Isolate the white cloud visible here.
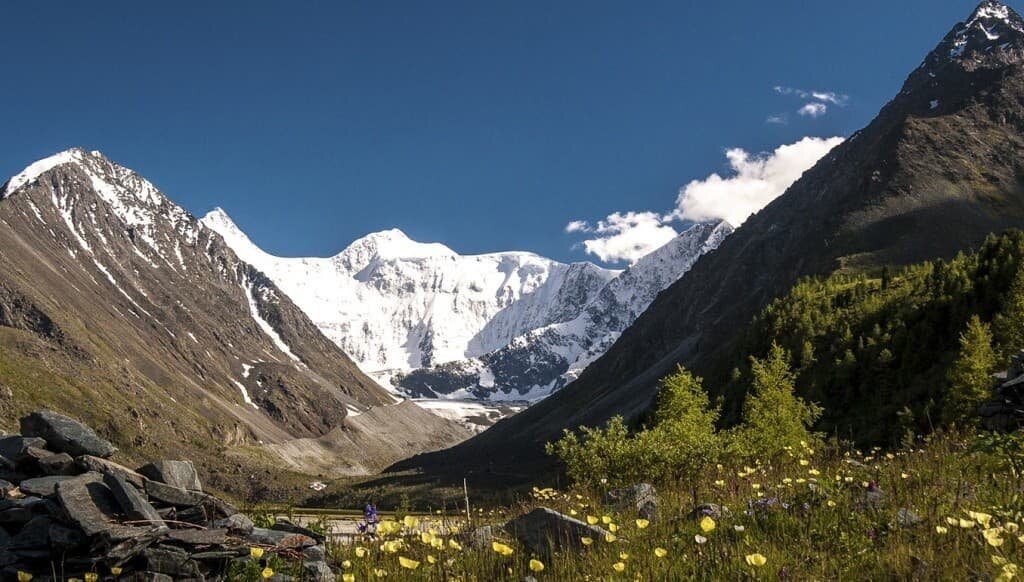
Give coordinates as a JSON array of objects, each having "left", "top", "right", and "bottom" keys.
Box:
[
  {"left": 567, "top": 136, "right": 844, "bottom": 264},
  {"left": 766, "top": 114, "right": 788, "bottom": 125},
  {"left": 569, "top": 212, "right": 678, "bottom": 265},
  {"left": 673, "top": 136, "right": 844, "bottom": 226},
  {"left": 774, "top": 86, "right": 849, "bottom": 106},
  {"left": 798, "top": 102, "right": 827, "bottom": 118}
]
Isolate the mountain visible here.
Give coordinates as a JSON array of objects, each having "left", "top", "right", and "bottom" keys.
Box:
[
  {"left": 202, "top": 210, "right": 731, "bottom": 407},
  {"left": 394, "top": 1, "right": 1024, "bottom": 480},
  {"left": 0, "top": 148, "right": 469, "bottom": 493}
]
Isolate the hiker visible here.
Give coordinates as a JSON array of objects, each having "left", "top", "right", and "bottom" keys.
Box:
[{"left": 360, "top": 500, "right": 379, "bottom": 537}]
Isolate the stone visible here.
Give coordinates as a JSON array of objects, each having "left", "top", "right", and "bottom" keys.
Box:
[
  {"left": 8, "top": 516, "right": 51, "bottom": 550},
  {"left": 303, "top": 559, "right": 334, "bottom": 581},
  {"left": 214, "top": 512, "right": 254, "bottom": 535},
  {"left": 76, "top": 455, "right": 146, "bottom": 488},
  {"left": 504, "top": 507, "right": 613, "bottom": 555},
  {"left": 898, "top": 507, "right": 924, "bottom": 527},
  {"left": 144, "top": 479, "right": 206, "bottom": 507},
  {"left": 104, "top": 472, "right": 164, "bottom": 526},
  {"left": 461, "top": 525, "right": 496, "bottom": 549},
  {"left": 0, "top": 506, "right": 32, "bottom": 525},
  {"left": 247, "top": 527, "right": 317, "bottom": 549},
  {"left": 191, "top": 548, "right": 249, "bottom": 560},
  {"left": 20, "top": 409, "right": 117, "bottom": 458},
  {"left": 120, "top": 573, "right": 174, "bottom": 582},
  {"left": 139, "top": 546, "right": 203, "bottom": 578},
  {"left": 38, "top": 452, "right": 77, "bottom": 476},
  {"left": 55, "top": 472, "right": 129, "bottom": 537},
  {"left": 18, "top": 475, "right": 75, "bottom": 497},
  {"left": 165, "top": 528, "right": 228, "bottom": 545},
  {"left": 0, "top": 436, "right": 47, "bottom": 462},
  {"left": 0, "top": 479, "right": 12, "bottom": 497},
  {"left": 689, "top": 503, "right": 730, "bottom": 520},
  {"left": 0, "top": 454, "right": 13, "bottom": 471},
  {"left": 302, "top": 545, "right": 326, "bottom": 561},
  {"left": 272, "top": 518, "right": 326, "bottom": 543},
  {"left": 50, "top": 523, "right": 87, "bottom": 551},
  {"left": 138, "top": 460, "right": 202, "bottom": 491},
  {"left": 603, "top": 483, "right": 659, "bottom": 521}
]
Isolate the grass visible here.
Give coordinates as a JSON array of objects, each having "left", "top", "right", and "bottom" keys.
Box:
[{"left": 270, "top": 430, "right": 1024, "bottom": 581}]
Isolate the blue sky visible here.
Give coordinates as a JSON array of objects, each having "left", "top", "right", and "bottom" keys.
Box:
[{"left": 0, "top": 1, "right": 999, "bottom": 265}]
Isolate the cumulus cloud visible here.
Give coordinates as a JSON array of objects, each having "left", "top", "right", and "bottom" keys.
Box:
[
  {"left": 673, "top": 136, "right": 844, "bottom": 226},
  {"left": 798, "top": 102, "right": 828, "bottom": 118},
  {"left": 566, "top": 136, "right": 844, "bottom": 264},
  {"left": 774, "top": 86, "right": 849, "bottom": 106},
  {"left": 569, "top": 212, "right": 678, "bottom": 265}
]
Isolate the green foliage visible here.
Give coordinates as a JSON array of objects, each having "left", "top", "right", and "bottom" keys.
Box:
[
  {"left": 546, "top": 368, "right": 720, "bottom": 488},
  {"left": 723, "top": 230, "right": 1024, "bottom": 444},
  {"left": 727, "top": 343, "right": 822, "bottom": 461},
  {"left": 944, "top": 315, "right": 997, "bottom": 426}
]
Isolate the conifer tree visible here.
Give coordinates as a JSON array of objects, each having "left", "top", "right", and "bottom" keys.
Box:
[{"left": 945, "top": 315, "right": 997, "bottom": 426}]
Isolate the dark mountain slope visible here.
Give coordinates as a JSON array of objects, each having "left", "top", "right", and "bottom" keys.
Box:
[{"left": 395, "top": 1, "right": 1024, "bottom": 481}]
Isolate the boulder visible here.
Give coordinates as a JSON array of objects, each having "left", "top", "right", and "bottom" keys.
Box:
[
  {"left": 603, "top": 483, "right": 659, "bottom": 521},
  {"left": 0, "top": 436, "right": 47, "bottom": 462},
  {"left": 18, "top": 475, "right": 75, "bottom": 497},
  {"left": 247, "top": 527, "right": 317, "bottom": 549},
  {"left": 38, "top": 452, "right": 77, "bottom": 476},
  {"left": 303, "top": 559, "right": 334, "bottom": 582},
  {"left": 138, "top": 460, "right": 202, "bottom": 491},
  {"left": 144, "top": 479, "right": 206, "bottom": 507},
  {"left": 76, "top": 455, "right": 146, "bottom": 488},
  {"left": 55, "top": 472, "right": 134, "bottom": 538},
  {"left": 504, "top": 507, "right": 613, "bottom": 555},
  {"left": 139, "top": 546, "right": 203, "bottom": 578},
  {"left": 104, "top": 473, "right": 164, "bottom": 526},
  {"left": 689, "top": 503, "right": 730, "bottom": 520},
  {"left": 214, "top": 512, "right": 254, "bottom": 535},
  {"left": 20, "top": 410, "right": 117, "bottom": 458}
]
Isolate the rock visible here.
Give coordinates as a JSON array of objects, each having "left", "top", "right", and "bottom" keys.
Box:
[
  {"left": 104, "top": 473, "right": 164, "bottom": 526},
  {"left": 303, "top": 545, "right": 326, "bottom": 561},
  {"left": 165, "top": 528, "right": 228, "bottom": 545},
  {"left": 0, "top": 454, "right": 13, "bottom": 471},
  {"left": 7, "top": 515, "right": 51, "bottom": 549},
  {"left": 38, "top": 452, "right": 77, "bottom": 476},
  {"left": 120, "top": 573, "right": 174, "bottom": 582},
  {"left": 76, "top": 455, "right": 146, "bottom": 488},
  {"left": 504, "top": 507, "right": 613, "bottom": 555},
  {"left": 272, "top": 518, "right": 326, "bottom": 543},
  {"left": 50, "top": 522, "right": 87, "bottom": 551},
  {"left": 461, "top": 525, "right": 496, "bottom": 549},
  {"left": 191, "top": 548, "right": 249, "bottom": 560},
  {"left": 0, "top": 436, "right": 47, "bottom": 462},
  {"left": 303, "top": 559, "right": 334, "bottom": 582},
  {"left": 214, "top": 512, "right": 254, "bottom": 535},
  {"left": 897, "top": 507, "right": 924, "bottom": 527},
  {"left": 55, "top": 472, "right": 136, "bottom": 538},
  {"left": 247, "top": 527, "right": 317, "bottom": 549},
  {"left": 19, "top": 475, "right": 75, "bottom": 497},
  {"left": 0, "top": 506, "right": 33, "bottom": 525},
  {"left": 139, "top": 547, "right": 203, "bottom": 579},
  {"left": 0, "top": 479, "right": 13, "bottom": 498},
  {"left": 138, "top": 460, "right": 202, "bottom": 491},
  {"left": 690, "top": 503, "right": 730, "bottom": 520},
  {"left": 144, "top": 479, "right": 206, "bottom": 507},
  {"left": 603, "top": 483, "right": 659, "bottom": 521},
  {"left": 20, "top": 409, "right": 117, "bottom": 458}
]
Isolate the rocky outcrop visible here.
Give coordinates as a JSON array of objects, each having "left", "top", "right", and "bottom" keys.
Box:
[{"left": 0, "top": 410, "right": 334, "bottom": 581}]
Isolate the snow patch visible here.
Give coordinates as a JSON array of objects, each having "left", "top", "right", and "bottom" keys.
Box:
[
  {"left": 242, "top": 277, "right": 302, "bottom": 363},
  {"left": 232, "top": 379, "right": 258, "bottom": 409}
]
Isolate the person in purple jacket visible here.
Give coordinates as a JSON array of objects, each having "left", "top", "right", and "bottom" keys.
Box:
[{"left": 360, "top": 500, "right": 379, "bottom": 537}]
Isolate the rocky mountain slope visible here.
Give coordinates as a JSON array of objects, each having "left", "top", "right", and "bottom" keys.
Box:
[
  {"left": 203, "top": 210, "right": 730, "bottom": 403},
  {"left": 0, "top": 149, "right": 468, "bottom": 489},
  {"left": 395, "top": 0, "right": 1024, "bottom": 480}
]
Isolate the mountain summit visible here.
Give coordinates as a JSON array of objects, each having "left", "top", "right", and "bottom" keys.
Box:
[{"left": 395, "top": 0, "right": 1024, "bottom": 480}]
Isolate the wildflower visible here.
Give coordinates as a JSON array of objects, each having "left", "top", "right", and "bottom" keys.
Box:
[
  {"left": 935, "top": 526, "right": 948, "bottom": 534},
  {"left": 602, "top": 515, "right": 612, "bottom": 524},
  {"left": 85, "top": 575, "right": 98, "bottom": 582},
  {"left": 605, "top": 533, "right": 617, "bottom": 543},
  {"left": 998, "top": 563, "right": 1020, "bottom": 582},
  {"left": 399, "top": 557, "right": 420, "bottom": 570},
  {"left": 734, "top": 525, "right": 745, "bottom": 532},
  {"left": 694, "top": 534, "right": 708, "bottom": 544},
  {"left": 261, "top": 567, "right": 274, "bottom": 579},
  {"left": 427, "top": 555, "right": 437, "bottom": 564},
  {"left": 714, "top": 479, "right": 726, "bottom": 487},
  {"left": 342, "top": 560, "right": 352, "bottom": 569},
  {"left": 654, "top": 547, "right": 668, "bottom": 558},
  {"left": 827, "top": 500, "right": 837, "bottom": 508},
  {"left": 609, "top": 523, "right": 619, "bottom": 532},
  {"left": 384, "top": 540, "right": 403, "bottom": 554},
  {"left": 374, "top": 569, "right": 388, "bottom": 578},
  {"left": 110, "top": 568, "right": 122, "bottom": 576},
  {"left": 17, "top": 574, "right": 32, "bottom": 582},
  {"left": 699, "top": 516, "right": 716, "bottom": 532},
  {"left": 612, "top": 562, "right": 626, "bottom": 572},
  {"left": 529, "top": 559, "right": 545, "bottom": 572},
  {"left": 808, "top": 469, "right": 821, "bottom": 476},
  {"left": 492, "top": 541, "right": 514, "bottom": 556},
  {"left": 420, "top": 531, "right": 434, "bottom": 545},
  {"left": 968, "top": 511, "right": 994, "bottom": 528},
  {"left": 745, "top": 553, "right": 768, "bottom": 567},
  {"left": 782, "top": 478, "right": 793, "bottom": 485},
  {"left": 636, "top": 518, "right": 650, "bottom": 529},
  {"left": 581, "top": 536, "right": 593, "bottom": 546},
  {"left": 343, "top": 575, "right": 355, "bottom": 582},
  {"left": 1006, "top": 522, "right": 1020, "bottom": 534},
  {"left": 448, "top": 539, "right": 462, "bottom": 551},
  {"left": 250, "top": 547, "right": 265, "bottom": 560},
  {"left": 983, "top": 528, "right": 1005, "bottom": 547},
  {"left": 799, "top": 459, "right": 809, "bottom": 466},
  {"left": 356, "top": 546, "right": 369, "bottom": 558},
  {"left": 752, "top": 483, "right": 761, "bottom": 490},
  {"left": 403, "top": 515, "right": 419, "bottom": 529},
  {"left": 570, "top": 509, "right": 578, "bottom": 516},
  {"left": 587, "top": 515, "right": 599, "bottom": 525},
  {"left": 901, "top": 472, "right": 910, "bottom": 479}
]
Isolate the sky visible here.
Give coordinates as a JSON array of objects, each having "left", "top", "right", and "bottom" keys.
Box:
[{"left": 0, "top": 1, "right": 1003, "bottom": 266}]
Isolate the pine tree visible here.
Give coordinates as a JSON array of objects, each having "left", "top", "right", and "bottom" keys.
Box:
[
  {"left": 945, "top": 315, "right": 997, "bottom": 426},
  {"left": 729, "top": 343, "right": 822, "bottom": 460},
  {"left": 994, "top": 266, "right": 1024, "bottom": 359}
]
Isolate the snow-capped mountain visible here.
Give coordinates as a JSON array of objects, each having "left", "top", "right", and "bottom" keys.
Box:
[
  {"left": 203, "top": 209, "right": 731, "bottom": 402},
  {"left": 0, "top": 148, "right": 469, "bottom": 483}
]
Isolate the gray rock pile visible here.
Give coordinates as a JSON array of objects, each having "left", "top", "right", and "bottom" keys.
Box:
[{"left": 0, "top": 410, "right": 334, "bottom": 581}]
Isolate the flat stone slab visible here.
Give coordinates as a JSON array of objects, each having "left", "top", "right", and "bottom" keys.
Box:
[
  {"left": 55, "top": 472, "right": 131, "bottom": 538},
  {"left": 247, "top": 527, "right": 317, "bottom": 549},
  {"left": 19, "top": 475, "right": 76, "bottom": 497},
  {"left": 138, "top": 460, "right": 202, "bottom": 491},
  {"left": 144, "top": 480, "right": 206, "bottom": 507},
  {"left": 76, "top": 455, "right": 146, "bottom": 488},
  {"left": 0, "top": 436, "right": 47, "bottom": 462},
  {"left": 38, "top": 452, "right": 77, "bottom": 476},
  {"left": 104, "top": 473, "right": 164, "bottom": 525},
  {"left": 165, "top": 528, "right": 228, "bottom": 546},
  {"left": 20, "top": 409, "right": 117, "bottom": 458}
]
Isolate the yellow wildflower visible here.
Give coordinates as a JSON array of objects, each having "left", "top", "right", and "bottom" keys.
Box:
[
  {"left": 699, "top": 516, "right": 716, "bottom": 532},
  {"left": 17, "top": 574, "right": 32, "bottom": 582},
  {"left": 654, "top": 547, "right": 668, "bottom": 558},
  {"left": 605, "top": 532, "right": 617, "bottom": 543},
  {"left": 581, "top": 536, "right": 593, "bottom": 546},
  {"left": 587, "top": 515, "right": 599, "bottom": 525},
  {"left": 85, "top": 575, "right": 98, "bottom": 582},
  {"left": 403, "top": 515, "right": 419, "bottom": 529},
  {"left": 602, "top": 515, "right": 612, "bottom": 524},
  {"left": 398, "top": 557, "right": 420, "bottom": 570},
  {"left": 110, "top": 568, "right": 123, "bottom": 577},
  {"left": 983, "top": 528, "right": 1005, "bottom": 547},
  {"left": 250, "top": 547, "right": 265, "bottom": 560},
  {"left": 343, "top": 575, "right": 355, "bottom": 582},
  {"left": 492, "top": 541, "right": 514, "bottom": 556},
  {"left": 355, "top": 546, "right": 369, "bottom": 558},
  {"left": 342, "top": 560, "right": 352, "bottom": 569},
  {"left": 529, "top": 559, "right": 545, "bottom": 572},
  {"left": 609, "top": 523, "right": 619, "bottom": 532},
  {"left": 935, "top": 526, "right": 948, "bottom": 535},
  {"left": 448, "top": 539, "right": 463, "bottom": 551},
  {"left": 261, "top": 568, "right": 274, "bottom": 579},
  {"left": 427, "top": 555, "right": 437, "bottom": 564},
  {"left": 619, "top": 552, "right": 629, "bottom": 560},
  {"left": 635, "top": 518, "right": 650, "bottom": 529},
  {"left": 612, "top": 562, "right": 626, "bottom": 572},
  {"left": 745, "top": 553, "right": 768, "bottom": 567}
]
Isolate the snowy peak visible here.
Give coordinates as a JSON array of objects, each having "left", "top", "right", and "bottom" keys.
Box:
[
  {"left": 336, "top": 228, "right": 457, "bottom": 273},
  {"left": 925, "top": 1, "right": 1024, "bottom": 69}
]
